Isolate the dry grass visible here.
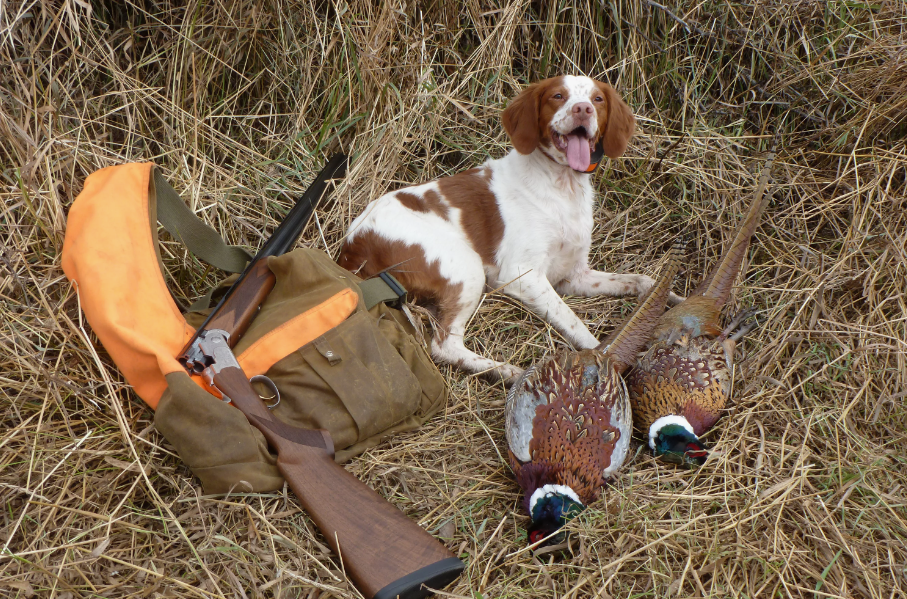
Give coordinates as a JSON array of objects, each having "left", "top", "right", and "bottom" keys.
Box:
[{"left": 2, "top": 1, "right": 906, "bottom": 597}]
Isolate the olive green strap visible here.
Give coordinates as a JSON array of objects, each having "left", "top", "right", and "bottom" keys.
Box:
[
  {"left": 359, "top": 273, "right": 407, "bottom": 311},
  {"left": 153, "top": 168, "right": 253, "bottom": 273},
  {"left": 187, "top": 288, "right": 217, "bottom": 313},
  {"left": 153, "top": 167, "right": 405, "bottom": 311}
]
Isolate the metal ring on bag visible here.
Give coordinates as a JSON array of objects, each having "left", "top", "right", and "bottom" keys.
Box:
[{"left": 249, "top": 375, "right": 280, "bottom": 409}]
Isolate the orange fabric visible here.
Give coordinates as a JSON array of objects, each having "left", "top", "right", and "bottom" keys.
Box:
[
  {"left": 62, "top": 163, "right": 194, "bottom": 408},
  {"left": 238, "top": 288, "right": 358, "bottom": 377},
  {"left": 62, "top": 163, "right": 358, "bottom": 410}
]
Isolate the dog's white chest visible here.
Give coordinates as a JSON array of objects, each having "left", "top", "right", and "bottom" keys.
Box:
[
  {"left": 491, "top": 160, "right": 595, "bottom": 283},
  {"left": 539, "top": 182, "right": 594, "bottom": 280}
]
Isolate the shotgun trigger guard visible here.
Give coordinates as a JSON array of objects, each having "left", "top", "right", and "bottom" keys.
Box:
[{"left": 250, "top": 375, "right": 280, "bottom": 409}]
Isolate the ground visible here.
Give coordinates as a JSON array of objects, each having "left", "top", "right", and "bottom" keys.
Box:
[{"left": 1, "top": 1, "right": 905, "bottom": 598}]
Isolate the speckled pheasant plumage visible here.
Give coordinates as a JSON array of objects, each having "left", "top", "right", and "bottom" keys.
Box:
[
  {"left": 508, "top": 349, "right": 631, "bottom": 506},
  {"left": 505, "top": 239, "right": 684, "bottom": 545},
  {"left": 627, "top": 155, "right": 774, "bottom": 467}
]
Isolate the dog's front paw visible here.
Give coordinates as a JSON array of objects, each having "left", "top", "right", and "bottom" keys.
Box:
[
  {"left": 498, "top": 364, "right": 525, "bottom": 387},
  {"left": 635, "top": 275, "right": 685, "bottom": 304},
  {"left": 634, "top": 274, "right": 657, "bottom": 296},
  {"left": 478, "top": 363, "right": 524, "bottom": 386}
]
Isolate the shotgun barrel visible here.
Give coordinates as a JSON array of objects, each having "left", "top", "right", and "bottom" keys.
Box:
[{"left": 260, "top": 153, "right": 348, "bottom": 258}]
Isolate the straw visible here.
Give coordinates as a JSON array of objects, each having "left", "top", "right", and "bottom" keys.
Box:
[{"left": 2, "top": 1, "right": 905, "bottom": 597}]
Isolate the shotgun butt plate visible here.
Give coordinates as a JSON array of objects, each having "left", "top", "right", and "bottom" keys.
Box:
[{"left": 372, "top": 556, "right": 464, "bottom": 599}]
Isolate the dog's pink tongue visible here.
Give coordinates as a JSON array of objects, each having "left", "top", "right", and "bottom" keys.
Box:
[{"left": 566, "top": 134, "right": 591, "bottom": 171}]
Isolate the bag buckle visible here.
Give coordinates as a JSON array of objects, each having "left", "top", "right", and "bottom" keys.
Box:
[{"left": 378, "top": 272, "right": 407, "bottom": 308}]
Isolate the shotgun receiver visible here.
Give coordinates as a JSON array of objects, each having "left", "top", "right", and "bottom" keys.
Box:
[{"left": 177, "top": 155, "right": 464, "bottom": 599}]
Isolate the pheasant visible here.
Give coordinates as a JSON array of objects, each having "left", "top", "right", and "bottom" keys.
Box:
[
  {"left": 627, "top": 155, "right": 774, "bottom": 467},
  {"left": 505, "top": 239, "right": 684, "bottom": 546}
]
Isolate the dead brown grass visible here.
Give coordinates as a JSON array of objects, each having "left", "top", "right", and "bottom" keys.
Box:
[{"left": 1, "top": 1, "right": 905, "bottom": 597}]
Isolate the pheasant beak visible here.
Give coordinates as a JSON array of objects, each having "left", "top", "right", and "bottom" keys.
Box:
[
  {"left": 684, "top": 443, "right": 709, "bottom": 467},
  {"left": 654, "top": 424, "right": 708, "bottom": 467},
  {"left": 528, "top": 528, "right": 566, "bottom": 548}
]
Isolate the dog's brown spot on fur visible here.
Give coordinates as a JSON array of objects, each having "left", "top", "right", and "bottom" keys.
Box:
[
  {"left": 422, "top": 190, "right": 450, "bottom": 219},
  {"left": 478, "top": 168, "right": 492, "bottom": 183},
  {"left": 396, "top": 192, "right": 423, "bottom": 213},
  {"left": 338, "top": 230, "right": 463, "bottom": 341},
  {"left": 536, "top": 78, "right": 568, "bottom": 150},
  {"left": 395, "top": 190, "right": 450, "bottom": 220},
  {"left": 592, "top": 83, "right": 610, "bottom": 147},
  {"left": 437, "top": 167, "right": 504, "bottom": 266}
]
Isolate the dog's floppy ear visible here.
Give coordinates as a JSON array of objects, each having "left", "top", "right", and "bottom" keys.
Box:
[
  {"left": 502, "top": 83, "right": 542, "bottom": 154},
  {"left": 599, "top": 83, "right": 636, "bottom": 159}
]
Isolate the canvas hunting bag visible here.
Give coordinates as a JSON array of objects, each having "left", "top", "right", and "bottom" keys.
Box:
[{"left": 62, "top": 163, "right": 448, "bottom": 494}]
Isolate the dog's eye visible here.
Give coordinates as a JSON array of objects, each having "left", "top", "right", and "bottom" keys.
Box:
[
  {"left": 552, "top": 93, "right": 563, "bottom": 100},
  {"left": 594, "top": 96, "right": 604, "bottom": 102}
]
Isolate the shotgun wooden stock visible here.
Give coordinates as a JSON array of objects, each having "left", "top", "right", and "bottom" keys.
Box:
[{"left": 213, "top": 366, "right": 463, "bottom": 599}]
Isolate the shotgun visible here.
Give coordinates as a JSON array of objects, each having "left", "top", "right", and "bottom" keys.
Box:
[{"left": 177, "top": 155, "right": 464, "bottom": 599}]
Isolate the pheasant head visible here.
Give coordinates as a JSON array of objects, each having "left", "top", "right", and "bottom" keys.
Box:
[
  {"left": 527, "top": 484, "right": 584, "bottom": 545},
  {"left": 649, "top": 418, "right": 708, "bottom": 467}
]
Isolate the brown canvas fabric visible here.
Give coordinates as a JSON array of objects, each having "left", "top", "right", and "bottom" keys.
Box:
[
  {"left": 156, "top": 371, "right": 284, "bottom": 493},
  {"left": 155, "top": 249, "right": 448, "bottom": 494}
]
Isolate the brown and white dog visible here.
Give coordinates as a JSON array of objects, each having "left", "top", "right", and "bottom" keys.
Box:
[{"left": 340, "top": 75, "right": 676, "bottom": 383}]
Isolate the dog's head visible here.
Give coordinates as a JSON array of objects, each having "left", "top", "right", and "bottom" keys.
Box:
[{"left": 502, "top": 75, "right": 635, "bottom": 171}]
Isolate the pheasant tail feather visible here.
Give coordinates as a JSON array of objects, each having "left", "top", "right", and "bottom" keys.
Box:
[
  {"left": 694, "top": 153, "right": 775, "bottom": 305},
  {"left": 598, "top": 238, "right": 685, "bottom": 371}
]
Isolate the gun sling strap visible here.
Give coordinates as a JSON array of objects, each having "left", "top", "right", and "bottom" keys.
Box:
[
  {"left": 152, "top": 169, "right": 405, "bottom": 312},
  {"left": 62, "top": 162, "right": 447, "bottom": 494}
]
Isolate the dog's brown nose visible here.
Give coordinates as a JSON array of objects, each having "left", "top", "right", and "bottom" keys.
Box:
[{"left": 572, "top": 102, "right": 594, "bottom": 116}]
